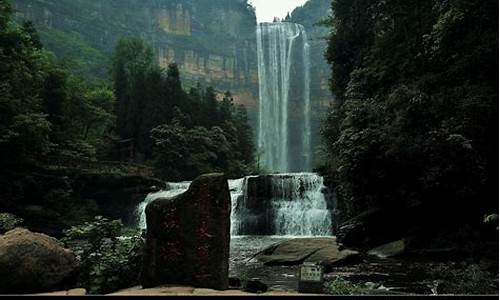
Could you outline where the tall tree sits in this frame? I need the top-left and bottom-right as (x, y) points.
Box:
(322, 0), (499, 233)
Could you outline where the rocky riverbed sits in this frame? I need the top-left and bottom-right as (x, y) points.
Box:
(229, 236), (499, 296)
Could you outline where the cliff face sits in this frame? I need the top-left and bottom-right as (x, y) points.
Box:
(289, 0), (332, 108)
(289, 0), (333, 166)
(12, 0), (259, 108)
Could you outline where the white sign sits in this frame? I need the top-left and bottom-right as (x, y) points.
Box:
(300, 264), (324, 282)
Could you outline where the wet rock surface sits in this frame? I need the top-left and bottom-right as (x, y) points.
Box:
(253, 237), (360, 268)
(141, 173), (231, 290)
(231, 236), (499, 296)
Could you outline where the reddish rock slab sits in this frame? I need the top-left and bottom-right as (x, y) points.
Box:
(140, 173), (231, 290)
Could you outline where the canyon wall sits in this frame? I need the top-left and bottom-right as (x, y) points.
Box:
(288, 0), (333, 167)
(12, 0), (259, 108)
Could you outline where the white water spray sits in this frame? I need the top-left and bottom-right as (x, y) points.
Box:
(136, 174), (332, 237)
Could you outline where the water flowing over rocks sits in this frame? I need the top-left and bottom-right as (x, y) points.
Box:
(0, 228), (78, 294)
(141, 173), (231, 290)
(235, 173), (333, 236)
(138, 173), (334, 237)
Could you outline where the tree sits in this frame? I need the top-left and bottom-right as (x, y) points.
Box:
(22, 20), (43, 50)
(202, 87), (220, 127)
(322, 0), (499, 235)
(111, 38), (154, 142)
(0, 0), (51, 162)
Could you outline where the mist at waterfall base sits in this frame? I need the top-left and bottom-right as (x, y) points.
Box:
(257, 22), (312, 173)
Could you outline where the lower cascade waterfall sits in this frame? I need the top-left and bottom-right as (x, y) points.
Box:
(136, 173), (333, 237)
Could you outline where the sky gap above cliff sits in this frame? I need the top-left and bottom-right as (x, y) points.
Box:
(250, 0), (308, 23)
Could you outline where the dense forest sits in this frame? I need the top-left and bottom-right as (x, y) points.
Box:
(0, 0), (256, 181)
(322, 0), (498, 243)
(0, 0), (498, 296)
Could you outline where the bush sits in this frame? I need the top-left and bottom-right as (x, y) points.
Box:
(428, 263), (497, 295)
(62, 216), (144, 294)
(0, 213), (23, 234)
(325, 277), (370, 295)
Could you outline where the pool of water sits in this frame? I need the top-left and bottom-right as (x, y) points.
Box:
(229, 236), (302, 292)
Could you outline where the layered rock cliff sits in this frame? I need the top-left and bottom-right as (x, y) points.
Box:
(288, 0), (334, 166)
(12, 0), (259, 108)
(289, 0), (332, 106)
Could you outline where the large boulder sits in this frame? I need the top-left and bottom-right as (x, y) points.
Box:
(336, 209), (409, 249)
(141, 173), (231, 290)
(368, 239), (406, 258)
(253, 238), (360, 270)
(0, 228), (78, 294)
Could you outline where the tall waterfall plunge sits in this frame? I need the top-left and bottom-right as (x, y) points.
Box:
(257, 22), (312, 173)
(136, 173), (333, 237)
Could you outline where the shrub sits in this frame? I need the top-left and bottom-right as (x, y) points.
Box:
(325, 277), (370, 295)
(0, 213), (23, 234)
(62, 216), (144, 294)
(428, 263), (497, 295)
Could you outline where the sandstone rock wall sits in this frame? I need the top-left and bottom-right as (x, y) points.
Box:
(289, 0), (334, 165)
(12, 0), (259, 110)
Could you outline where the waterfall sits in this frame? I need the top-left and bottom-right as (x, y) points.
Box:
(269, 173), (331, 236)
(136, 173), (332, 237)
(136, 181), (191, 229)
(257, 22), (312, 173)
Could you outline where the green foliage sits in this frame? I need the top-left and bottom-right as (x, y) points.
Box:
(37, 28), (108, 78)
(63, 216), (144, 295)
(0, 1), (116, 165)
(2, 0), (255, 180)
(322, 0), (499, 229)
(0, 0), (52, 162)
(0, 213), (23, 234)
(112, 37), (256, 179)
(325, 277), (370, 295)
(428, 263), (497, 295)
(151, 101), (255, 181)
